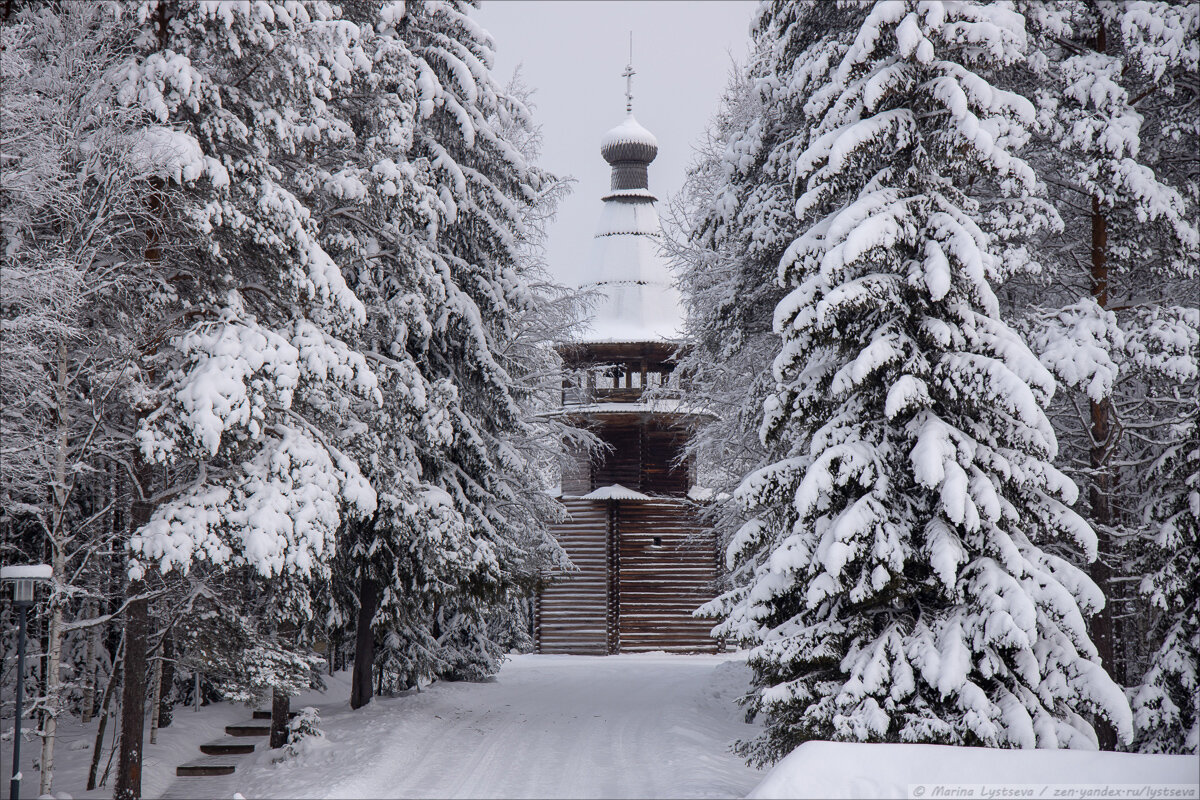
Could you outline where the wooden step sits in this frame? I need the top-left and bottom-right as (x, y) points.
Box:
(176, 755), (238, 777)
(224, 722), (271, 737)
(251, 709), (298, 720)
(200, 737), (257, 756)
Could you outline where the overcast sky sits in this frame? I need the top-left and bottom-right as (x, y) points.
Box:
(472, 0), (757, 287)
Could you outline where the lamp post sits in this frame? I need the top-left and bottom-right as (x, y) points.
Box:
(2, 564), (52, 800)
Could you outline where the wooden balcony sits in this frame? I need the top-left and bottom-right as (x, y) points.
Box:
(562, 386), (684, 406)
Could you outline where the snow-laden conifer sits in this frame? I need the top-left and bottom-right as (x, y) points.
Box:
(253, 1), (573, 695)
(1004, 4), (1199, 753)
(675, 2), (858, 633)
(704, 1), (1133, 763)
(117, 1), (378, 593)
(1018, 6), (1200, 723)
(99, 10), (382, 752)
(1129, 306), (1199, 754)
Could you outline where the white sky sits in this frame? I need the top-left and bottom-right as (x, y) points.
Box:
(472, 0), (757, 287)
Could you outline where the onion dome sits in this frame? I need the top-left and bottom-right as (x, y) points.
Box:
(601, 115), (659, 164)
(601, 115), (658, 194)
(573, 60), (683, 344)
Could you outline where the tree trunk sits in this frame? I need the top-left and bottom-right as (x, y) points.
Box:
(115, 493), (151, 800)
(270, 689), (290, 749)
(157, 634), (174, 730)
(88, 628), (124, 791)
(39, 555), (65, 795)
(88, 628), (124, 790)
(270, 621), (295, 748)
(114, 581), (148, 799)
(117, 117), (168, 792)
(1088, 77), (1118, 748)
(82, 601), (98, 723)
(87, 710), (110, 793)
(39, 339), (71, 795)
(148, 651), (163, 745)
(350, 574), (379, 710)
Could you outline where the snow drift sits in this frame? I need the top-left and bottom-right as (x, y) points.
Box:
(748, 741), (1199, 799)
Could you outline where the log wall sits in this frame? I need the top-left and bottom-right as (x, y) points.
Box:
(540, 339), (715, 655)
(593, 426), (643, 490)
(641, 428), (689, 496)
(615, 501), (718, 653)
(535, 499), (611, 655)
(561, 444), (592, 496)
(589, 422), (690, 495)
(536, 499), (719, 655)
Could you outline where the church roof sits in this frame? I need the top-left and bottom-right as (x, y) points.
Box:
(600, 115), (659, 164)
(579, 483), (653, 501)
(578, 99), (684, 344)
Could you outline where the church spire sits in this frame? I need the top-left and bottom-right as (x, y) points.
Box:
(577, 59), (683, 344)
(600, 40), (657, 196)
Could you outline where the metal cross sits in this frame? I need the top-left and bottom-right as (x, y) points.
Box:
(623, 33), (635, 114)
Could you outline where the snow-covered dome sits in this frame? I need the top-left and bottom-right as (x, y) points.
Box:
(600, 115), (659, 165)
(579, 112), (684, 344)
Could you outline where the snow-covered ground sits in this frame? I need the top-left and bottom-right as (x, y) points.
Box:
(1, 696), (253, 800)
(11, 653), (1194, 800)
(3, 652), (761, 799)
(223, 653), (762, 799)
(750, 741), (1199, 799)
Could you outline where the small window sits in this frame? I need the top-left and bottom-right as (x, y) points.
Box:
(652, 536), (662, 547)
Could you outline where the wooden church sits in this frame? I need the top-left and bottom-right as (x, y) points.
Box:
(534, 67), (720, 655)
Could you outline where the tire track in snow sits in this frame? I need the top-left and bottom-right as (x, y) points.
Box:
(240, 654), (761, 799)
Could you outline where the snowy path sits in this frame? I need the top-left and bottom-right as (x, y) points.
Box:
(226, 653), (762, 799)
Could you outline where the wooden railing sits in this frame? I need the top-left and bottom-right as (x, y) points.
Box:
(562, 386), (684, 406)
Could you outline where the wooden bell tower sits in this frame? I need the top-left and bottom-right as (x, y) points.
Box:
(534, 64), (719, 655)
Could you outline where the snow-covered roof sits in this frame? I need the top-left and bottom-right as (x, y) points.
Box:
(600, 115), (658, 153)
(602, 189), (656, 201)
(582, 281), (684, 343)
(580, 483), (653, 501)
(553, 399), (712, 417)
(578, 112), (684, 345)
(594, 201), (661, 239)
(1, 564), (53, 580)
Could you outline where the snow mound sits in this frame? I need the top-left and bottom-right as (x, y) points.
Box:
(749, 741), (1199, 799)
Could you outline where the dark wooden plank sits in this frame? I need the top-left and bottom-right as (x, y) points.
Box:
(615, 499), (719, 653)
(536, 498), (612, 654)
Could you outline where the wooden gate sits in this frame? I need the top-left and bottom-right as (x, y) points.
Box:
(616, 500), (719, 652)
(536, 498), (719, 654)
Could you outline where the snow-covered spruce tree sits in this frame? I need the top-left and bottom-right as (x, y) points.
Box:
(169, 579), (325, 704)
(123, 2), (381, 578)
(106, 4), (379, 792)
(265, 1), (569, 704)
(357, 0), (572, 691)
(706, 1), (1133, 763)
(1016, 3), (1200, 717)
(672, 2), (855, 623)
(1129, 306), (1199, 754)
